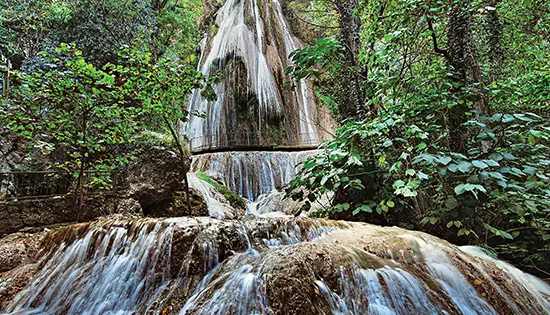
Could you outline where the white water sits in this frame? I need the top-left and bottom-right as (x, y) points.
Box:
(272, 0), (318, 144)
(186, 0), (327, 151)
(461, 245), (550, 313)
(4, 218), (550, 314)
(6, 221), (173, 315)
(315, 266), (441, 314)
(187, 172), (239, 219)
(186, 0), (281, 150)
(413, 238), (497, 315)
(191, 150), (317, 201)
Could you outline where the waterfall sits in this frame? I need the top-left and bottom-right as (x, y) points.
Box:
(5, 220), (174, 315)
(185, 0), (332, 151)
(191, 150), (317, 201)
(2, 0), (550, 314)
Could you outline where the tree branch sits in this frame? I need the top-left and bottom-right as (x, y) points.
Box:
(426, 15), (452, 63)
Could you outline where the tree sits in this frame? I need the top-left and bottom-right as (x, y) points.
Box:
(445, 1), (489, 153)
(0, 43), (213, 208)
(0, 0), (203, 69)
(285, 0), (550, 274)
(334, 0), (364, 121)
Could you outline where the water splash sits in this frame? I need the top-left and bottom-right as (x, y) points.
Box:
(413, 239), (497, 315)
(461, 245), (550, 313)
(6, 220), (173, 315)
(187, 172), (238, 219)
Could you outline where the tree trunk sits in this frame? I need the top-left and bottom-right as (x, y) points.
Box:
(485, 1), (503, 84)
(446, 1), (489, 153)
(162, 115), (192, 213)
(335, 0), (364, 121)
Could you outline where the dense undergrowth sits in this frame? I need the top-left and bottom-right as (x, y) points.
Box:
(285, 0), (550, 274)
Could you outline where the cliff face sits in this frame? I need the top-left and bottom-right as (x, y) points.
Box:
(187, 0), (334, 151)
(0, 130), (24, 172)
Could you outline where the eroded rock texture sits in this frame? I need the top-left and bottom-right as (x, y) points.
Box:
(1, 217), (548, 314)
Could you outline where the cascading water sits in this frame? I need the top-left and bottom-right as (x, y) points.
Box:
(2, 218), (550, 314)
(2, 0), (550, 314)
(4, 220), (174, 315)
(186, 0), (332, 151)
(190, 150), (317, 201)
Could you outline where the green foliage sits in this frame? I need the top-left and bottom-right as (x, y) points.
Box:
(286, 0), (550, 269)
(2, 44), (137, 178)
(287, 106), (550, 263)
(196, 172), (246, 210)
(0, 0), (203, 67)
(286, 37), (343, 81)
(0, 43), (211, 193)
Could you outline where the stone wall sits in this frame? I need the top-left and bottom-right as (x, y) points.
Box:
(0, 143), (201, 237)
(0, 196), (130, 237)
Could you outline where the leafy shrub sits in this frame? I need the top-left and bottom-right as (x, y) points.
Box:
(287, 106), (550, 265)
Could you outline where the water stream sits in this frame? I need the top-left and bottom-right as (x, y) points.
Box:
(4, 219), (549, 314)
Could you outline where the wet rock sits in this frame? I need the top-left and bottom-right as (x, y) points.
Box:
(145, 189), (208, 218)
(0, 230), (47, 308)
(1, 217), (549, 314)
(187, 173), (245, 219)
(0, 232), (45, 273)
(254, 191), (302, 216)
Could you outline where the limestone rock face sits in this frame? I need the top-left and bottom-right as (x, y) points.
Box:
(122, 144), (188, 211)
(0, 130), (24, 172)
(186, 0), (334, 152)
(0, 231), (47, 308)
(0, 142), (208, 236)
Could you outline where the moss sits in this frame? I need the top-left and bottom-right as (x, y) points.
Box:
(267, 122), (287, 145)
(196, 172), (246, 210)
(210, 24), (218, 38)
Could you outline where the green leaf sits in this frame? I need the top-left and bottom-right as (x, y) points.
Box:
(445, 197), (459, 209)
(406, 169), (416, 176)
(472, 160), (489, 169)
(529, 129), (542, 138)
(448, 164), (459, 172)
(361, 205), (373, 213)
(457, 161), (472, 173)
(438, 156), (452, 165)
(417, 171), (429, 180)
(483, 159), (500, 167)
(501, 152), (516, 160)
(393, 180), (406, 188)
